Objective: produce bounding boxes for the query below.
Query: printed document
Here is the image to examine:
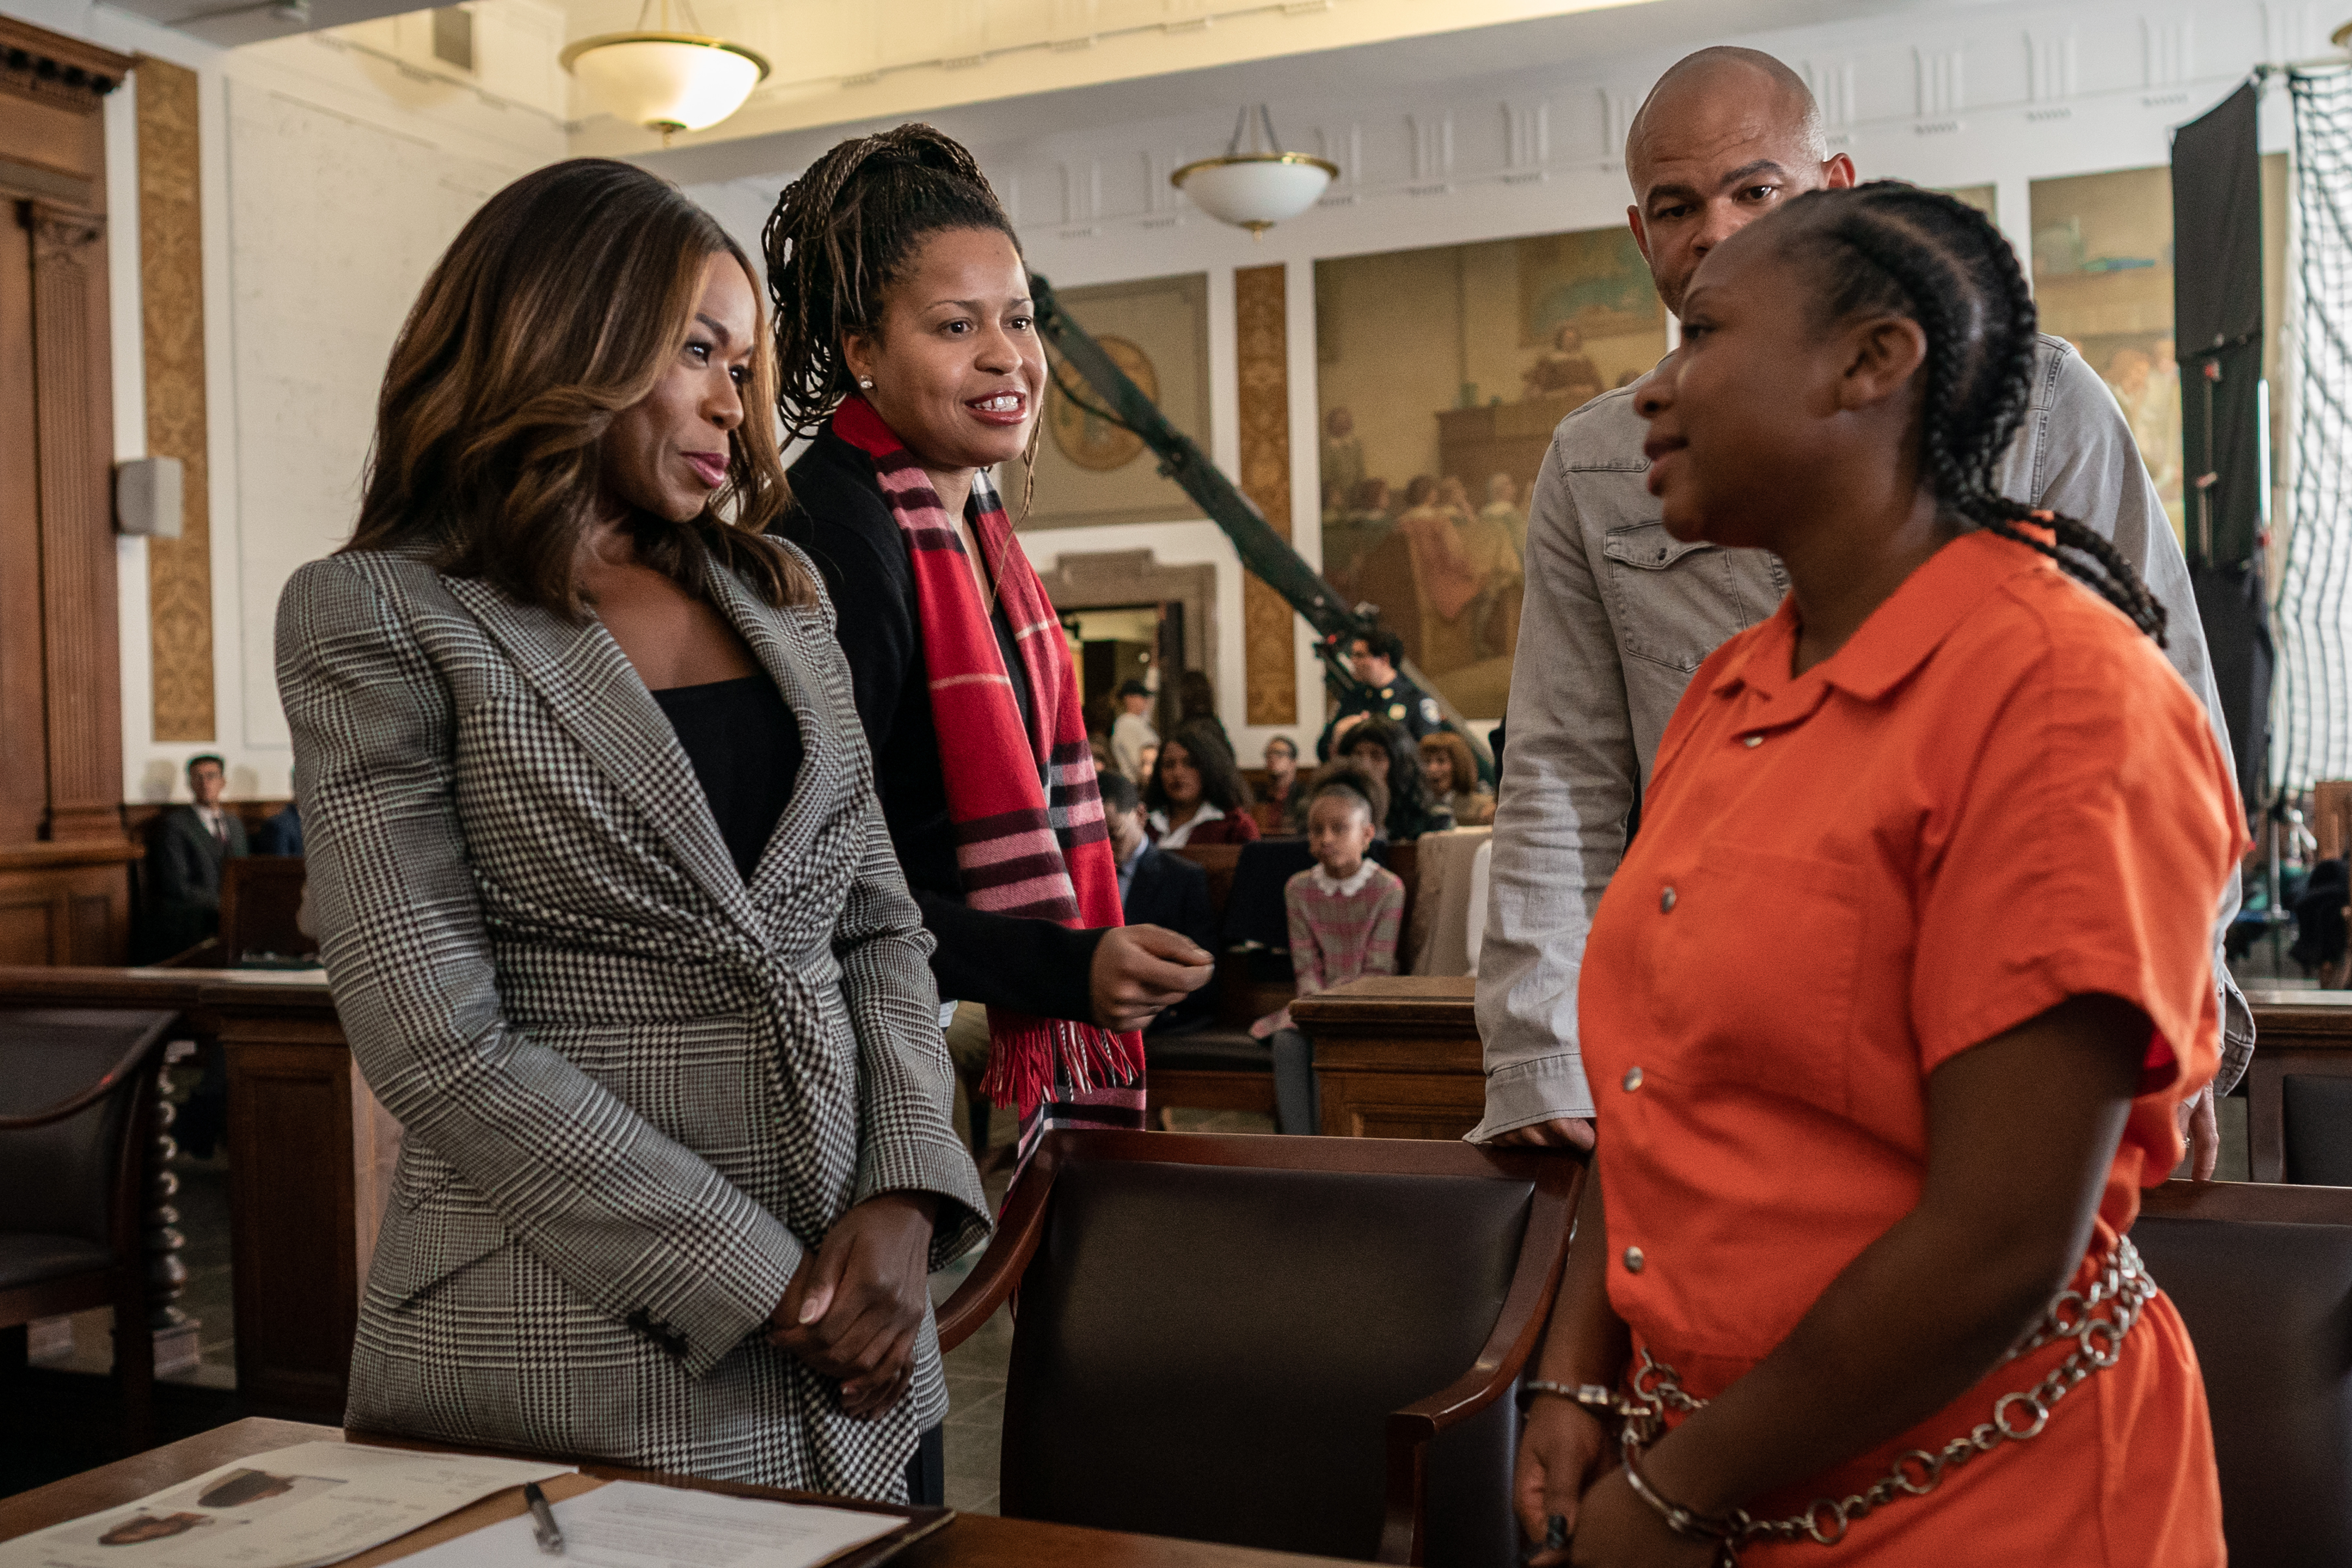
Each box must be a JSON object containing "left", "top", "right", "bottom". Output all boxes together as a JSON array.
[
  {"left": 0, "top": 1443, "right": 571, "bottom": 1568},
  {"left": 396, "top": 1481, "right": 903, "bottom": 1568}
]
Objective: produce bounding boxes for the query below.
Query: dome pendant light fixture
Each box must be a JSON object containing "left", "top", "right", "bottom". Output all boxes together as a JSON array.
[
  {"left": 1170, "top": 105, "right": 1338, "bottom": 238},
  {"left": 561, "top": 0, "right": 770, "bottom": 145}
]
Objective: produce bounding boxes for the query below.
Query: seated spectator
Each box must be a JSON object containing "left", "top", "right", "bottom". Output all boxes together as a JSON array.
[
  {"left": 1337, "top": 717, "right": 1453, "bottom": 841},
  {"left": 1110, "top": 678, "right": 1158, "bottom": 781},
  {"left": 1146, "top": 720, "right": 1262, "bottom": 848},
  {"left": 143, "top": 753, "right": 248, "bottom": 960},
  {"left": 1102, "top": 773, "right": 1219, "bottom": 1033},
  {"left": 1255, "top": 771, "right": 1406, "bottom": 1134},
  {"left": 1255, "top": 734, "right": 1308, "bottom": 835},
  {"left": 1177, "top": 669, "right": 1233, "bottom": 757},
  {"left": 253, "top": 802, "right": 304, "bottom": 856},
  {"left": 1420, "top": 731, "right": 1494, "bottom": 826}
]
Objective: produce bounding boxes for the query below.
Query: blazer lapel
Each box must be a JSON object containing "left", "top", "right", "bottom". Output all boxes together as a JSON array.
[
  {"left": 441, "top": 576, "right": 759, "bottom": 938},
  {"left": 704, "top": 567, "right": 832, "bottom": 897}
]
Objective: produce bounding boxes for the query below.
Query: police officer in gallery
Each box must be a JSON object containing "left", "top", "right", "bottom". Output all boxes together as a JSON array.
[{"left": 1315, "top": 627, "right": 1444, "bottom": 761}]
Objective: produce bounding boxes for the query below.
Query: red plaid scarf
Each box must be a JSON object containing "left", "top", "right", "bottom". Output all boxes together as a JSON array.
[{"left": 831, "top": 397, "right": 1143, "bottom": 1113}]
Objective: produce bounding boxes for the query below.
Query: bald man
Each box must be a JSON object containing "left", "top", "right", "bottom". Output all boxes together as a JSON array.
[{"left": 1473, "top": 46, "right": 2248, "bottom": 1171}]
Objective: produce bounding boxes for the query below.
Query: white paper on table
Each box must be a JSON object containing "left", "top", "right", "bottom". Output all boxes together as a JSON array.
[
  {"left": 396, "top": 1481, "right": 902, "bottom": 1568},
  {"left": 0, "top": 1443, "right": 573, "bottom": 1568}
]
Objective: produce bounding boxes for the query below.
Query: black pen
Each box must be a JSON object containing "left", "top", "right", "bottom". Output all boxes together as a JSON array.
[{"left": 523, "top": 1482, "right": 564, "bottom": 1556}]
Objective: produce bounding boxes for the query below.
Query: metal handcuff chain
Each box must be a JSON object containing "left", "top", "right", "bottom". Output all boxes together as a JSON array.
[{"left": 1535, "top": 1236, "right": 2154, "bottom": 1562}]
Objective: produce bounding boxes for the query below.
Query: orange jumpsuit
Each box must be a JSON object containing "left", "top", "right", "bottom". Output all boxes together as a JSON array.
[{"left": 1581, "top": 530, "right": 2244, "bottom": 1565}]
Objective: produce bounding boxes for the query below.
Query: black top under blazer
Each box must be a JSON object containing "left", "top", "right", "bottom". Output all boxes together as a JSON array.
[
  {"left": 778, "top": 428, "right": 1103, "bottom": 1023},
  {"left": 277, "top": 546, "right": 988, "bottom": 1500}
]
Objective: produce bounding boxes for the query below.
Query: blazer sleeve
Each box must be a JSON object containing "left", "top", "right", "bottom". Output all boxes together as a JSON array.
[
  {"left": 278, "top": 556, "right": 804, "bottom": 1379},
  {"left": 830, "top": 781, "right": 991, "bottom": 1269}
]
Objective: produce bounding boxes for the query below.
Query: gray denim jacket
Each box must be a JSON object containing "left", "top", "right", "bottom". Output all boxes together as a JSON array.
[{"left": 1472, "top": 334, "right": 2252, "bottom": 1139}]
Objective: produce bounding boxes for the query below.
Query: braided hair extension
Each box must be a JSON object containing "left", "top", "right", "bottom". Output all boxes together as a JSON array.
[
  {"left": 1773, "top": 182, "right": 2169, "bottom": 644},
  {"left": 761, "top": 125, "right": 1046, "bottom": 525}
]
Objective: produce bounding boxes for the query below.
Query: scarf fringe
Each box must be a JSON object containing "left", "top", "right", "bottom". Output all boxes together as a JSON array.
[{"left": 976, "top": 1013, "right": 1145, "bottom": 1116}]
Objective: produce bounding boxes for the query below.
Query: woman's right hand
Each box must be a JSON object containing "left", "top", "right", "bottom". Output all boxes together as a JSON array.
[
  {"left": 1090, "top": 924, "right": 1213, "bottom": 1032},
  {"left": 1516, "top": 1396, "right": 1617, "bottom": 1566}
]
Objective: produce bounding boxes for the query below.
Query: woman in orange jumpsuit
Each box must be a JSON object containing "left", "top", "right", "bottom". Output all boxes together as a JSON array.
[{"left": 1515, "top": 183, "right": 2242, "bottom": 1566}]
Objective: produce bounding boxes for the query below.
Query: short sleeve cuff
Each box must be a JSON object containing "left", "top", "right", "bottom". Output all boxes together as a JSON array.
[{"left": 1467, "top": 1051, "right": 1596, "bottom": 1143}]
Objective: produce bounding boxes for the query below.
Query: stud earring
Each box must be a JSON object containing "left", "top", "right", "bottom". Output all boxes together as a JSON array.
[{"left": 858, "top": 377, "right": 874, "bottom": 390}]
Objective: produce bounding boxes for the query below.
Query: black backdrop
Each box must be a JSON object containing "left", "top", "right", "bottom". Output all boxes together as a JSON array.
[{"left": 2171, "top": 80, "right": 2271, "bottom": 811}]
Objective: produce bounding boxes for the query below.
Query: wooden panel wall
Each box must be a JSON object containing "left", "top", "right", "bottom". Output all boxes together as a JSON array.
[
  {"left": 0, "top": 18, "right": 140, "bottom": 962},
  {"left": 1235, "top": 263, "right": 1298, "bottom": 727}
]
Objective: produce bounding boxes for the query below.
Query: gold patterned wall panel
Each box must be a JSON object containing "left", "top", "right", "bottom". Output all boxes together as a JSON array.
[
  {"left": 1234, "top": 263, "right": 1296, "bottom": 727},
  {"left": 137, "top": 57, "right": 214, "bottom": 743}
]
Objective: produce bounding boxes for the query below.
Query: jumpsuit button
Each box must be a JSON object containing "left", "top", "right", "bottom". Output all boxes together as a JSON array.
[
  {"left": 1623, "top": 1066, "right": 1643, "bottom": 1092},
  {"left": 1623, "top": 1246, "right": 1646, "bottom": 1274},
  {"left": 1660, "top": 885, "right": 1677, "bottom": 913},
  {"left": 1744, "top": 734, "right": 1763, "bottom": 748}
]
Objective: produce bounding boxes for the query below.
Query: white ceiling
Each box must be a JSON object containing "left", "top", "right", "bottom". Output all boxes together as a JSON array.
[{"left": 629, "top": 0, "right": 1960, "bottom": 179}]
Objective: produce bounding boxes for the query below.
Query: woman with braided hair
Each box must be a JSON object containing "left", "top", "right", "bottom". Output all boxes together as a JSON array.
[
  {"left": 1516, "top": 181, "right": 2239, "bottom": 1566},
  {"left": 762, "top": 127, "right": 1213, "bottom": 1186}
]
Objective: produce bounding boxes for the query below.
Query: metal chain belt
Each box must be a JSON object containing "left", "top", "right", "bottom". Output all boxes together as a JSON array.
[{"left": 1591, "top": 1236, "right": 2154, "bottom": 1560}]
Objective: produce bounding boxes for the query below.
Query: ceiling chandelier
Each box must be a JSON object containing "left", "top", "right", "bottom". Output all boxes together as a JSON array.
[
  {"left": 1171, "top": 106, "right": 1338, "bottom": 237},
  {"left": 561, "top": 0, "right": 770, "bottom": 143}
]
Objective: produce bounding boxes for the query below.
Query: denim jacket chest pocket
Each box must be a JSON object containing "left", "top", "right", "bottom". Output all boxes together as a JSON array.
[
  {"left": 1599, "top": 522, "right": 1766, "bottom": 675},
  {"left": 1637, "top": 842, "right": 1859, "bottom": 1117}
]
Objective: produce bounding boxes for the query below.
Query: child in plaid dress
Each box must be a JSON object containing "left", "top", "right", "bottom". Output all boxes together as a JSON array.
[{"left": 1256, "top": 771, "right": 1406, "bottom": 1133}]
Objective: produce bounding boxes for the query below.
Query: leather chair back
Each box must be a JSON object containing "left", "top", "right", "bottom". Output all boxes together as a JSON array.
[
  {"left": 0, "top": 1010, "right": 176, "bottom": 1245},
  {"left": 2283, "top": 1074, "right": 2352, "bottom": 1185},
  {"left": 2134, "top": 1181, "right": 2352, "bottom": 1566},
  {"left": 997, "top": 1145, "right": 1538, "bottom": 1564}
]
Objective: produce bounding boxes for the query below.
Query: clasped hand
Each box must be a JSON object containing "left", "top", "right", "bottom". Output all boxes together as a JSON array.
[
  {"left": 767, "top": 1192, "right": 937, "bottom": 1419},
  {"left": 1518, "top": 1400, "right": 1720, "bottom": 1568}
]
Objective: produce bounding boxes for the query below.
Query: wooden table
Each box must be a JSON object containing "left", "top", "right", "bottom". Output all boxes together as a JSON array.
[
  {"left": 0, "top": 967, "right": 395, "bottom": 1419},
  {"left": 0, "top": 1420, "right": 1352, "bottom": 1567},
  {"left": 1290, "top": 976, "right": 1479, "bottom": 1140},
  {"left": 2244, "top": 989, "right": 2352, "bottom": 1182}
]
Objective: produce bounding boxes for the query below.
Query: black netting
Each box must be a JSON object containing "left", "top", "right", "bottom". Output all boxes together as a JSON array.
[{"left": 2277, "top": 67, "right": 2352, "bottom": 792}]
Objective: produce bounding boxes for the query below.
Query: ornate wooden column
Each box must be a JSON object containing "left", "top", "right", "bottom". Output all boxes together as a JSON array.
[
  {"left": 0, "top": 19, "right": 139, "bottom": 965},
  {"left": 1235, "top": 264, "right": 1298, "bottom": 726},
  {"left": 27, "top": 200, "right": 122, "bottom": 844}
]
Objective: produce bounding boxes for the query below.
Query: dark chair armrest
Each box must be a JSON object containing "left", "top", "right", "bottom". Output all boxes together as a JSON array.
[
  {"left": 0, "top": 1027, "right": 172, "bottom": 1131},
  {"left": 1376, "top": 1151, "right": 1586, "bottom": 1565},
  {"left": 933, "top": 1135, "right": 1068, "bottom": 1353}
]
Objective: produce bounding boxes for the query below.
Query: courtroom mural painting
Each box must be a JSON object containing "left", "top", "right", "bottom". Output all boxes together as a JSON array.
[
  {"left": 1314, "top": 226, "right": 1668, "bottom": 719},
  {"left": 2028, "top": 166, "right": 2186, "bottom": 543},
  {"left": 1011, "top": 271, "right": 1212, "bottom": 529}
]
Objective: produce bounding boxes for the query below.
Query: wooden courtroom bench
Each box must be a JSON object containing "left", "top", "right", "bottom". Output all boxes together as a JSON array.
[
  {"left": 1146, "top": 841, "right": 1418, "bottom": 1128},
  {"left": 2245, "top": 989, "right": 2352, "bottom": 1182},
  {"left": 1290, "top": 975, "right": 1479, "bottom": 1140}
]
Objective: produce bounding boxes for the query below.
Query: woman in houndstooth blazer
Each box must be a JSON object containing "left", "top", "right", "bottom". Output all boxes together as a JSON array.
[{"left": 277, "top": 160, "right": 987, "bottom": 1502}]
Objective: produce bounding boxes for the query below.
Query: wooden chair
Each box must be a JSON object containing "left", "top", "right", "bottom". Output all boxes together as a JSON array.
[
  {"left": 2134, "top": 1180, "right": 2352, "bottom": 1564},
  {"left": 937, "top": 1131, "right": 1581, "bottom": 1564},
  {"left": 0, "top": 1008, "right": 178, "bottom": 1451},
  {"left": 218, "top": 857, "right": 313, "bottom": 967}
]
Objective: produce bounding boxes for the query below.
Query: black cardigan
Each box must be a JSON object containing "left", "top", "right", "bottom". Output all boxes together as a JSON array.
[{"left": 778, "top": 427, "right": 1103, "bottom": 1021}]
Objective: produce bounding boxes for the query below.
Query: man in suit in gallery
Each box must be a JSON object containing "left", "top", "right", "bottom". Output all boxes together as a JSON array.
[
  {"left": 144, "top": 753, "right": 248, "bottom": 961},
  {"left": 1103, "top": 772, "right": 1219, "bottom": 1033}
]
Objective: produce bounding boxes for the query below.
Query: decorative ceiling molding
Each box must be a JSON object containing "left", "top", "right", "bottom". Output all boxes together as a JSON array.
[{"left": 0, "top": 15, "right": 135, "bottom": 111}]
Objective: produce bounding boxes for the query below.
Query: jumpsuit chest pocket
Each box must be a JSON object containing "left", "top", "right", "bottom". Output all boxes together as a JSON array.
[{"left": 1638, "top": 841, "right": 1861, "bottom": 1116}]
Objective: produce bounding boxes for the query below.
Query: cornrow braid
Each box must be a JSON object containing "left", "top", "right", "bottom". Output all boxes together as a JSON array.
[{"left": 1778, "top": 182, "right": 2169, "bottom": 645}]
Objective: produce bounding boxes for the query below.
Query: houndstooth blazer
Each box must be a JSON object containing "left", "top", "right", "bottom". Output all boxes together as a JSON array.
[{"left": 276, "top": 546, "right": 988, "bottom": 1501}]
